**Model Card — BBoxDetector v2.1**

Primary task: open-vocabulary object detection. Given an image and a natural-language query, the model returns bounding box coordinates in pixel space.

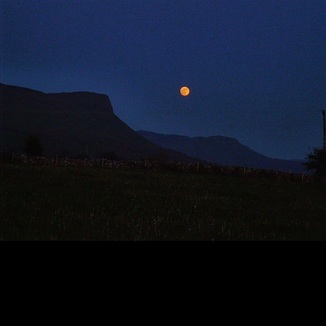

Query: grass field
[1,162,325,240]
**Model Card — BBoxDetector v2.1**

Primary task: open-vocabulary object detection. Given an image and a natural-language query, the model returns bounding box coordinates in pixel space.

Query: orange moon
[180,86,190,96]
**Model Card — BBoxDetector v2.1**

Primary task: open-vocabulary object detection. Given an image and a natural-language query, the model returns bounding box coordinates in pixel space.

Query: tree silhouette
[22,134,44,157]
[101,152,120,160]
[304,148,326,177]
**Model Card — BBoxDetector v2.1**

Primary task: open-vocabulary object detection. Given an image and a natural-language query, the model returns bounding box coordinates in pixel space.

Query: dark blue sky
[2,0,325,159]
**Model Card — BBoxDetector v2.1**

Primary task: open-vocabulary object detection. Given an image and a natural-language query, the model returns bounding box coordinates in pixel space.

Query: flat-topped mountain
[0,83,197,162]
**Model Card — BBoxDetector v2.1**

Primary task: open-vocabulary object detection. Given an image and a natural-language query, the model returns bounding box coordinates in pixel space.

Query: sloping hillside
[138,130,306,173]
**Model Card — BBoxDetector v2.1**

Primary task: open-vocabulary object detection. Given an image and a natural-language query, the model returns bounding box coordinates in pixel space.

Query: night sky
[2,0,325,160]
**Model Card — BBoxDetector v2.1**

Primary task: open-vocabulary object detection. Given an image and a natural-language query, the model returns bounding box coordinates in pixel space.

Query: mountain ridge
[137,130,306,173]
[0,83,199,163]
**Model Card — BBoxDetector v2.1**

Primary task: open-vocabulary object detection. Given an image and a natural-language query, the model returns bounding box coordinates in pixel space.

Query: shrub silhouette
[304,147,326,177]
[22,134,44,157]
[101,152,120,160]
[73,152,91,159]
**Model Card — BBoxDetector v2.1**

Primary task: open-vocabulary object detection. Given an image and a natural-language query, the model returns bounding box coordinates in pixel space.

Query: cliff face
[0,83,195,161]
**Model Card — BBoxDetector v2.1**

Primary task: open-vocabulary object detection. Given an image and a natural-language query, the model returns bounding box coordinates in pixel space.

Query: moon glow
[180,86,190,96]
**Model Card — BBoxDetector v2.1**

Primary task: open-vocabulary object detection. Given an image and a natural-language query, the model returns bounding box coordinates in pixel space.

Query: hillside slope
[138,130,306,173]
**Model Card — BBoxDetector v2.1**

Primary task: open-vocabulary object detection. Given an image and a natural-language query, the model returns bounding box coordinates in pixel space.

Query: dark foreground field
[1,162,325,240]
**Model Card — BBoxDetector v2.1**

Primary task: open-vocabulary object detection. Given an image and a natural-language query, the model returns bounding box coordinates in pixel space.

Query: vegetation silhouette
[101,152,120,160]
[73,153,91,159]
[304,148,326,178]
[22,134,44,157]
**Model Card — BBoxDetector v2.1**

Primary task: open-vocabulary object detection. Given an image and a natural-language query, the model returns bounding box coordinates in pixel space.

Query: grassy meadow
[1,162,326,240]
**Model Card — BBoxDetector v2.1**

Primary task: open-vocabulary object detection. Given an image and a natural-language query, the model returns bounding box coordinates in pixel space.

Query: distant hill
[0,83,198,162]
[137,130,306,173]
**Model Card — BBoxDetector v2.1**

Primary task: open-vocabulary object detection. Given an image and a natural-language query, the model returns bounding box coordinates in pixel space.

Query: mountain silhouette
[0,83,306,172]
[0,83,198,162]
[137,130,306,173]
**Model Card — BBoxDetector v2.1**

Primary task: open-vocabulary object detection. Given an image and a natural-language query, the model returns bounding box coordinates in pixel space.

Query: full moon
[180,86,190,97]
